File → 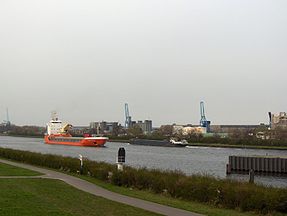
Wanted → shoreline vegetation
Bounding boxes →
[109,139,287,150]
[0,147,286,215]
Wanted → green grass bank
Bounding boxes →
[0,147,286,215]
[0,162,42,176]
[0,178,159,216]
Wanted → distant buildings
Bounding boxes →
[271,112,287,129]
[173,125,207,135]
[69,122,121,136]
[136,120,152,135]
[70,119,152,136]
[90,121,120,135]
[125,119,153,135]
[210,125,260,133]
[0,118,11,133]
[71,126,89,136]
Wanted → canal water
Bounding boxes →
[0,136,286,188]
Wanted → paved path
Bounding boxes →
[0,159,203,216]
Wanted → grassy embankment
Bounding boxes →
[0,162,41,176]
[0,162,159,216]
[76,175,277,216]
[0,147,286,215]
[0,162,263,216]
[1,162,254,216]
[0,179,160,216]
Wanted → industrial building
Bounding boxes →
[173,125,206,135]
[270,112,287,129]
[137,120,153,135]
[124,103,153,134]
[90,121,120,134]
[71,126,89,136]
[210,125,260,133]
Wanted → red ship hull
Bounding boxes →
[44,135,108,147]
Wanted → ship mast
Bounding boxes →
[51,111,58,121]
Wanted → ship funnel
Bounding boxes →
[268,112,272,128]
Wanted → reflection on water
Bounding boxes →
[0,136,286,188]
[227,172,287,188]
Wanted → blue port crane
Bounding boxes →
[124,103,132,128]
[200,101,211,132]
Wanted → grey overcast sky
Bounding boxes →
[0,0,286,126]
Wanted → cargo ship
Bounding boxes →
[129,138,188,147]
[44,112,108,147]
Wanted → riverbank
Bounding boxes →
[0,162,159,216]
[186,143,287,150]
[0,147,286,214]
[76,175,263,216]
[1,159,260,216]
[109,139,287,150]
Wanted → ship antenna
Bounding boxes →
[51,111,58,121]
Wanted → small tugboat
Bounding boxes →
[44,112,108,147]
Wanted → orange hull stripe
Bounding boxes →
[44,136,107,147]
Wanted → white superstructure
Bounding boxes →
[46,112,63,135]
